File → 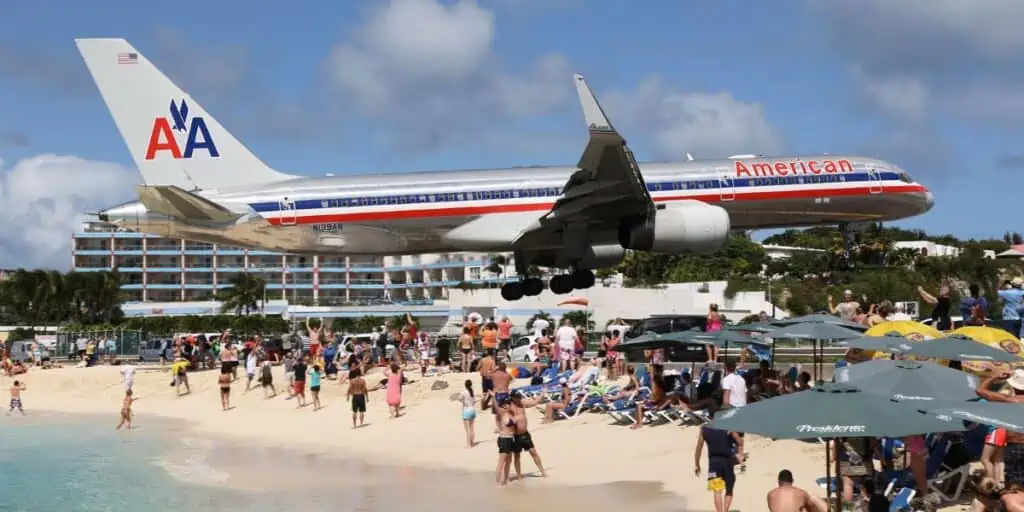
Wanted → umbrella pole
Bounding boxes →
[825,439,833,510]
[834,437,843,512]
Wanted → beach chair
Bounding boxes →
[879,435,970,505]
[512,370,574,398]
[887,487,915,512]
[745,344,772,363]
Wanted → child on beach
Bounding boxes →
[218,367,232,411]
[245,350,258,392]
[386,362,403,418]
[8,380,26,415]
[283,351,296,398]
[309,365,323,411]
[293,356,308,408]
[347,367,367,428]
[116,390,134,430]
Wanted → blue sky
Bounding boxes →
[1,0,1023,268]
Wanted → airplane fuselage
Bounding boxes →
[101,154,933,255]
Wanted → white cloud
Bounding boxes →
[602,76,784,160]
[849,65,930,125]
[322,0,572,150]
[0,154,136,269]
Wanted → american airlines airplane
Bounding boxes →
[76,38,933,301]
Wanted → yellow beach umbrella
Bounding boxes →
[855,321,944,363]
[951,325,1023,375]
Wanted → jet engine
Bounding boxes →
[618,201,730,253]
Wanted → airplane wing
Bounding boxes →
[513,74,654,249]
[135,185,241,223]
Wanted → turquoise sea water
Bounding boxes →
[0,413,682,512]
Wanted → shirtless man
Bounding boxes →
[495,397,517,486]
[509,391,548,480]
[491,361,513,431]
[347,368,368,428]
[977,369,1024,490]
[8,380,26,415]
[767,470,826,512]
[478,352,496,411]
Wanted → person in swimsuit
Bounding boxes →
[116,389,134,431]
[308,365,323,411]
[347,367,368,428]
[495,397,517,486]
[259,360,276,399]
[386,362,404,418]
[695,406,743,512]
[510,391,548,479]
[478,352,496,412]
[459,379,477,448]
[293,356,308,408]
[458,327,474,373]
[218,367,232,411]
[977,370,1024,489]
[491,361,512,432]
[8,380,25,415]
[767,469,827,512]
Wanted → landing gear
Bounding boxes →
[571,269,595,289]
[549,275,573,295]
[837,223,857,271]
[500,277,545,301]
[499,250,597,301]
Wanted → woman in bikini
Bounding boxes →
[218,366,232,411]
[116,389,134,431]
[458,327,474,373]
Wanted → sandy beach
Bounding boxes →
[4,363,876,511]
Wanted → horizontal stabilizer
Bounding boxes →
[135,185,241,223]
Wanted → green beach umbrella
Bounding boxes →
[903,335,1024,364]
[727,322,775,333]
[677,329,770,348]
[846,359,980,402]
[771,314,867,331]
[618,331,695,351]
[767,322,863,341]
[844,334,915,355]
[707,382,963,439]
[920,400,1024,432]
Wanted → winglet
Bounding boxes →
[573,74,615,134]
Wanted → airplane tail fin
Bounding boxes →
[75,38,294,190]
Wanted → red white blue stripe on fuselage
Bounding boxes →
[249,171,925,226]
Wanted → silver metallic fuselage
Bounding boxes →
[99,154,933,255]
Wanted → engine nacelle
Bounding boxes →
[618,201,730,253]
[578,244,625,270]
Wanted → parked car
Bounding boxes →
[509,335,537,362]
[8,340,49,363]
[623,314,710,363]
[138,339,173,362]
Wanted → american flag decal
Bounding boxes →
[117,52,138,64]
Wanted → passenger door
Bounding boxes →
[718,167,735,201]
[279,195,297,226]
[867,168,883,194]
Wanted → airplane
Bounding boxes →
[76,38,933,302]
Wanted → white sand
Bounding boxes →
[1,362,928,510]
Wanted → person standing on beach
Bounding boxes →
[478,351,496,412]
[8,380,26,415]
[116,390,134,431]
[245,349,258,392]
[509,391,548,479]
[120,362,136,393]
[458,379,477,448]
[977,369,1024,488]
[347,368,368,428]
[495,397,517,486]
[293,356,308,408]
[695,406,744,512]
[218,366,233,411]
[283,351,296,399]
[386,362,404,418]
[308,364,323,411]
[458,327,474,373]
[491,361,512,432]
[417,332,431,377]
[259,360,276,399]
[172,358,191,397]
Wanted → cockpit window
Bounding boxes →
[899,172,913,183]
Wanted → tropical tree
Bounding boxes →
[217,273,266,316]
[485,254,508,281]
[561,310,595,331]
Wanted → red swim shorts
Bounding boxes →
[986,428,1007,447]
[294,380,306,395]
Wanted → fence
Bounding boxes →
[54,329,145,358]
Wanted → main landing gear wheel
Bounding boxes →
[501,282,524,301]
[549,275,573,295]
[523,278,543,296]
[571,269,595,289]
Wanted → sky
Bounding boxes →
[1,0,1023,269]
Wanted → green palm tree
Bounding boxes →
[217,273,267,316]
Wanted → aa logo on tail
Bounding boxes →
[144,98,220,160]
